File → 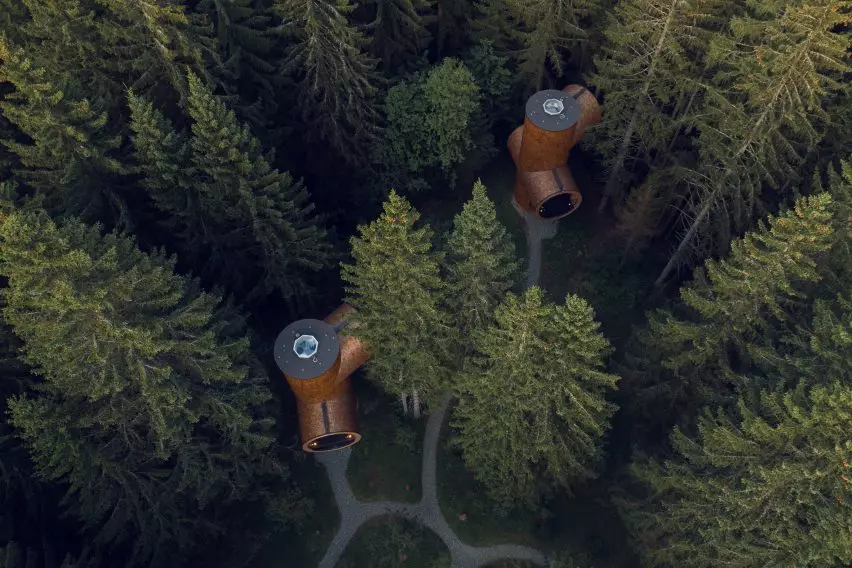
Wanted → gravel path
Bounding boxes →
[511,197,559,288]
[315,394,548,568]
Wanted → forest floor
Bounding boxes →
[257,151,651,568]
[346,381,426,503]
[335,515,451,568]
[313,395,548,568]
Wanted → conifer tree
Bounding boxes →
[444,180,521,341]
[0,314,40,550]
[620,156,852,568]
[195,0,284,135]
[508,0,602,90]
[433,0,472,57]
[277,0,381,162]
[363,0,432,73]
[612,168,677,261]
[470,0,518,57]
[620,382,852,568]
[621,193,836,435]
[655,0,851,286]
[0,206,296,567]
[464,40,515,127]
[0,542,99,568]
[0,39,125,223]
[341,191,451,417]
[588,0,729,212]
[129,73,331,304]
[93,0,209,104]
[452,287,619,505]
[0,0,26,43]
[17,0,209,109]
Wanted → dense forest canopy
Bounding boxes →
[0,0,849,567]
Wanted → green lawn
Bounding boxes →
[336,515,450,568]
[250,455,340,568]
[346,379,425,503]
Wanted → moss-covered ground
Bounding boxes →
[346,379,425,503]
[336,515,450,568]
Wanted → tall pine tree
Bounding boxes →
[195,0,285,137]
[16,0,210,109]
[588,0,730,212]
[0,39,126,224]
[0,205,297,567]
[452,287,619,505]
[363,0,432,73]
[433,0,472,58]
[620,193,836,439]
[470,0,519,58]
[444,180,521,341]
[277,0,381,162]
[508,0,602,89]
[341,191,451,417]
[129,72,331,305]
[620,381,852,568]
[655,0,851,286]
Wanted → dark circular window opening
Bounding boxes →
[306,433,359,452]
[538,193,575,219]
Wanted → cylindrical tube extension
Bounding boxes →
[562,85,602,148]
[297,380,362,452]
[324,304,371,383]
[274,306,372,453]
[509,125,582,219]
[517,89,580,172]
[516,166,582,219]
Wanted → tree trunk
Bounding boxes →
[653,194,714,287]
[400,392,409,416]
[412,389,421,419]
[655,24,817,287]
[599,114,637,214]
[655,111,775,287]
[599,0,681,214]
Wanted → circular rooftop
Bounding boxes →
[525,89,580,132]
[274,319,340,380]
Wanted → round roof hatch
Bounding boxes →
[525,89,580,132]
[274,319,340,380]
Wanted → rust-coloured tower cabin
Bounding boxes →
[274,304,370,453]
[509,85,602,219]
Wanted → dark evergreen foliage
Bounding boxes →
[129,72,331,305]
[0,204,300,567]
[0,0,849,566]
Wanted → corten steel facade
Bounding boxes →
[274,304,370,453]
[509,86,601,219]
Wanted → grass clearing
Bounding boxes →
[346,379,425,503]
[336,515,450,568]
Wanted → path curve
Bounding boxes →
[315,395,548,568]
